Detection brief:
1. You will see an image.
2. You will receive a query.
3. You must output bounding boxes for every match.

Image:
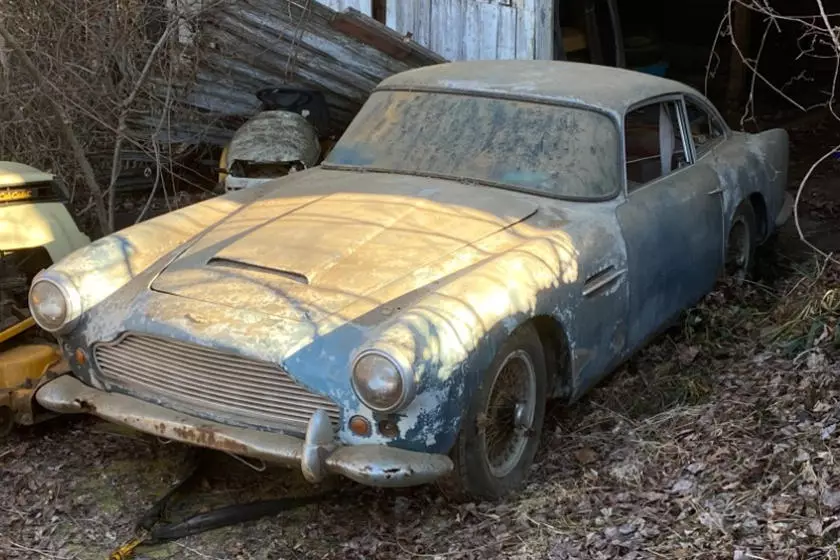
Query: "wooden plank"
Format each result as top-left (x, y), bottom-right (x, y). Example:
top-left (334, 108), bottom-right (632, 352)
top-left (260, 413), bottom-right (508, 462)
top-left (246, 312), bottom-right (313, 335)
top-left (516, 0), bottom-right (537, 59)
top-left (479, 1), bottom-right (501, 59)
top-left (329, 8), bottom-right (446, 63)
top-left (207, 15), bottom-right (381, 97)
top-left (135, 0), bottom-right (446, 144)
top-left (533, 0), bottom-right (554, 60)
top-left (497, 2), bottom-right (517, 60)
top-left (234, 0), bottom-right (410, 76)
top-left (464, 0), bottom-right (482, 61)
top-left (320, 0), bottom-right (372, 15)
top-left (436, 0), bottom-right (462, 60)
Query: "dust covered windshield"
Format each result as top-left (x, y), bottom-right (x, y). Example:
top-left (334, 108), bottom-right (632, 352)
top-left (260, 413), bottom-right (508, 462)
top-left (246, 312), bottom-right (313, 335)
top-left (323, 90), bottom-right (620, 200)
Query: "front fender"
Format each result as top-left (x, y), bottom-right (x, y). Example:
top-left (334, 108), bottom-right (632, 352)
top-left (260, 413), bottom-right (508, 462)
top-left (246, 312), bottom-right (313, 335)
top-left (0, 202), bottom-right (90, 262)
top-left (355, 229), bottom-right (581, 453)
top-left (38, 184), bottom-right (273, 316)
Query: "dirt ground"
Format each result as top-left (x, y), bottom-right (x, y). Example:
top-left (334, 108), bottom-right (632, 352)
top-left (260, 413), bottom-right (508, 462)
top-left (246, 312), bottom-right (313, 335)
top-left (2, 114), bottom-right (839, 560)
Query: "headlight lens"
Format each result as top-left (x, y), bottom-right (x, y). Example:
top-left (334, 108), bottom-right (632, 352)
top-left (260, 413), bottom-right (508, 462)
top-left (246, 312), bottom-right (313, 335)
top-left (351, 351), bottom-right (414, 412)
top-left (29, 276), bottom-right (80, 332)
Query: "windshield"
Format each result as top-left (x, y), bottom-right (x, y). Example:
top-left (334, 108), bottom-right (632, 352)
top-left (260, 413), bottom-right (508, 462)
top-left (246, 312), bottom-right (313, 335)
top-left (323, 90), bottom-right (620, 200)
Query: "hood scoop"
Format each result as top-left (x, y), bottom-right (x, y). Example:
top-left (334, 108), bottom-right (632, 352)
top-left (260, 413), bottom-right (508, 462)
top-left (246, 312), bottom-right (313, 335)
top-left (151, 181), bottom-right (541, 322)
top-left (207, 257), bottom-right (310, 285)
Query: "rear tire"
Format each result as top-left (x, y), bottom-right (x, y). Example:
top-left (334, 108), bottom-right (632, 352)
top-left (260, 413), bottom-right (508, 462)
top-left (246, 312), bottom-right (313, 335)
top-left (439, 323), bottom-right (547, 501)
top-left (725, 201), bottom-right (757, 282)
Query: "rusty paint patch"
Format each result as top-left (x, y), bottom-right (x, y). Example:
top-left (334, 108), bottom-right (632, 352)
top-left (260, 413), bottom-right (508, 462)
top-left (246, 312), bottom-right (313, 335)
top-left (73, 398), bottom-right (96, 413)
top-left (170, 424), bottom-right (250, 455)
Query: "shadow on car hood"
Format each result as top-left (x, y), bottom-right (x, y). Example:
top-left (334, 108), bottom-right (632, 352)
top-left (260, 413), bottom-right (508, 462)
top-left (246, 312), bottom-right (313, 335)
top-left (150, 171), bottom-right (538, 324)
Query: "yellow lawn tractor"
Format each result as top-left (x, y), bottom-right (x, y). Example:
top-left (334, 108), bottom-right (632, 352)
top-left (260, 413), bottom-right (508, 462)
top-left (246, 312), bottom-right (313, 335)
top-left (0, 161), bottom-right (91, 438)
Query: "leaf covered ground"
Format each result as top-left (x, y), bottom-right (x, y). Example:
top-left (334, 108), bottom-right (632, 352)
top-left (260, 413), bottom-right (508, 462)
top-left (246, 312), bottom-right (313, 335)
top-left (1, 233), bottom-right (838, 560)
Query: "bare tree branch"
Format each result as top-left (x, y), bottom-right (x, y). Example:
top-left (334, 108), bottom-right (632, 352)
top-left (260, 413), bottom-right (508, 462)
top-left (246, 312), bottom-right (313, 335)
top-left (708, 0), bottom-right (840, 256)
top-left (0, 22), bottom-right (109, 234)
top-left (106, 16), bottom-right (180, 232)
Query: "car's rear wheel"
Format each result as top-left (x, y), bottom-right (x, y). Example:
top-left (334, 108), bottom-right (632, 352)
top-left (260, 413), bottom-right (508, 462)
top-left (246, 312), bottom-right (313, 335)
top-left (439, 323), bottom-right (547, 501)
top-left (725, 201), bottom-right (757, 281)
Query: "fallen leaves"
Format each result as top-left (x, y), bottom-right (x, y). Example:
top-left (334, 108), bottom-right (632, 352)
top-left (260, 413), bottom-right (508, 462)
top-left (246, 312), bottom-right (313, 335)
top-left (574, 448), bottom-right (598, 466)
top-left (1, 226), bottom-right (840, 560)
top-left (670, 478), bottom-right (695, 495)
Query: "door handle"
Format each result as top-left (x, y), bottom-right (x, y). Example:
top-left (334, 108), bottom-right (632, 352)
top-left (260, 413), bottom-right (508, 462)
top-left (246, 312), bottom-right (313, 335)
top-left (707, 187), bottom-right (723, 196)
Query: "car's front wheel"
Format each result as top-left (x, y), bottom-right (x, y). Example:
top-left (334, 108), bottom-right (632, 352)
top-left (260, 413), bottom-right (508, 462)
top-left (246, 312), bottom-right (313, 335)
top-left (440, 323), bottom-right (547, 501)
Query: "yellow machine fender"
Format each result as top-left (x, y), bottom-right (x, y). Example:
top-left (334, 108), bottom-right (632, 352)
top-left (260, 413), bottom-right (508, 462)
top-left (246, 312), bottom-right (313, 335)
top-left (0, 343), bottom-right (66, 435)
top-left (0, 201), bottom-right (91, 263)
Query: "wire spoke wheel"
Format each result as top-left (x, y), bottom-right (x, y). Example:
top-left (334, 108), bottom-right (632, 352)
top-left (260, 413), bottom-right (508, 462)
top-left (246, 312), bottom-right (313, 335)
top-left (442, 323), bottom-right (547, 501)
top-left (481, 350), bottom-right (538, 479)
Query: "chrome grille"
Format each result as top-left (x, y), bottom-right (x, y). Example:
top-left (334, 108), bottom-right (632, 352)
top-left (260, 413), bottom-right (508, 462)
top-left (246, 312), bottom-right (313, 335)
top-left (93, 334), bottom-right (341, 433)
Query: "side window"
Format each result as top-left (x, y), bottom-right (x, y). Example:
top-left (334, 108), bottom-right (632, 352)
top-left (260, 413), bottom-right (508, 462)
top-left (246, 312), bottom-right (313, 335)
top-left (684, 98), bottom-right (725, 157)
top-left (624, 100), bottom-right (689, 190)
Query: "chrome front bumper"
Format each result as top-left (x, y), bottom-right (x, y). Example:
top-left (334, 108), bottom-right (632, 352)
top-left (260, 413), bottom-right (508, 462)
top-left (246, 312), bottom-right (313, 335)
top-left (35, 375), bottom-right (453, 488)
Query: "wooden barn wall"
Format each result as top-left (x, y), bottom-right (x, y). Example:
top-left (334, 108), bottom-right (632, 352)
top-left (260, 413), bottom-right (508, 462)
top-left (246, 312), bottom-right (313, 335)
top-left (386, 0), bottom-right (553, 61)
top-left (320, 0), bottom-right (373, 16)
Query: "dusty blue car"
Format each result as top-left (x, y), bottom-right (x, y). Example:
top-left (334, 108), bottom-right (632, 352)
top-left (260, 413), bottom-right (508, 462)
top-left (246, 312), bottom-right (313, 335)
top-left (28, 61), bottom-right (790, 500)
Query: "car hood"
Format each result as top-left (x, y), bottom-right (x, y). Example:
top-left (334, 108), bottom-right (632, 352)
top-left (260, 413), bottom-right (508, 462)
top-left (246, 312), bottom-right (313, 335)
top-left (150, 169), bottom-right (539, 324)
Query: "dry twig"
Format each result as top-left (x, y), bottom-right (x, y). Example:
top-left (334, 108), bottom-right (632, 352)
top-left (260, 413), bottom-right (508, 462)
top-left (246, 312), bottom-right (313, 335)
top-left (0, 22), bottom-right (109, 233)
top-left (708, 0), bottom-right (840, 258)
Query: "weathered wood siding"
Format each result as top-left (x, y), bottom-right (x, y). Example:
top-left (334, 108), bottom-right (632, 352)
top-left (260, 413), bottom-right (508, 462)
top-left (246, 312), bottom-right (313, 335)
top-left (132, 0), bottom-right (445, 145)
top-left (386, 0), bottom-right (553, 61)
top-left (320, 0), bottom-right (373, 15)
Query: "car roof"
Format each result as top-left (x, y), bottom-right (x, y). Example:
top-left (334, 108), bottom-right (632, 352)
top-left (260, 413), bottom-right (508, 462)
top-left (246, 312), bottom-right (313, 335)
top-left (377, 60), bottom-right (704, 117)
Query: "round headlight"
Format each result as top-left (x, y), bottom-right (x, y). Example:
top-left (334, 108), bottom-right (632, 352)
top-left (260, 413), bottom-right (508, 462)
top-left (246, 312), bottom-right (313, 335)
top-left (351, 350), bottom-right (415, 413)
top-left (28, 275), bottom-right (81, 333)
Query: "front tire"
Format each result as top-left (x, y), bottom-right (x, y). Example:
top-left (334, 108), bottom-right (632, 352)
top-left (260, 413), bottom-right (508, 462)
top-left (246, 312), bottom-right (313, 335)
top-left (440, 323), bottom-right (547, 501)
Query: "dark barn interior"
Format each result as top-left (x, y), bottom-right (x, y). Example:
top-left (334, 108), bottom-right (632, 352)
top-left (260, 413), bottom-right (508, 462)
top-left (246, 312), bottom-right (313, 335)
top-left (556, 0), bottom-right (840, 252)
top-left (562, 0), bottom-right (840, 120)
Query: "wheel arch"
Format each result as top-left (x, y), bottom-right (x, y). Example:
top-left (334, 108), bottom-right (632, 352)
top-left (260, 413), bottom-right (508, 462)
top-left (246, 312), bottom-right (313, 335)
top-left (530, 314), bottom-right (573, 400)
top-left (748, 191), bottom-right (769, 241)
top-left (448, 311), bottom-right (573, 442)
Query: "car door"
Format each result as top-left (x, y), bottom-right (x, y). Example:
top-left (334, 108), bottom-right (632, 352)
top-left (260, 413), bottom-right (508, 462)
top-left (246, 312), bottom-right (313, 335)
top-left (617, 96), bottom-right (725, 354)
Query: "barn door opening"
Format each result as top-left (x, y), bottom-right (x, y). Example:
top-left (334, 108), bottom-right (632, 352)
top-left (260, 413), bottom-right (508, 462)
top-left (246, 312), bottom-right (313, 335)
top-left (554, 0), bottom-right (625, 66)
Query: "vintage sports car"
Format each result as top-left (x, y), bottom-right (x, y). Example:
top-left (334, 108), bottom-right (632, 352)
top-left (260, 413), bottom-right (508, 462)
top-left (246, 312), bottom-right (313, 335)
top-left (29, 61), bottom-right (791, 500)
